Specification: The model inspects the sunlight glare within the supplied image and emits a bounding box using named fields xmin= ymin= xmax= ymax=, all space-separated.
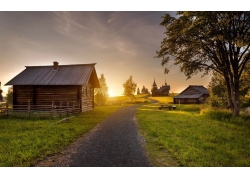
xmin=108 ymin=90 xmax=116 ymax=97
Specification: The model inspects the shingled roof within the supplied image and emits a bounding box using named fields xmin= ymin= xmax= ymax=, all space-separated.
xmin=5 ymin=62 xmax=100 ymax=88
xmin=174 ymin=85 xmax=208 ymax=99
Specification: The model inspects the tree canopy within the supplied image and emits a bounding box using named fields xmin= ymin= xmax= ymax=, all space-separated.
xmin=94 ymin=73 xmax=109 ymax=105
xmin=6 ymin=87 xmax=13 ymax=104
xmin=156 ymin=11 xmax=250 ymax=116
xmin=123 ymin=76 xmax=137 ymax=101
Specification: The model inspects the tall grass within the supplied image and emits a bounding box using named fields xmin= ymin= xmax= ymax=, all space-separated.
xmin=0 ymin=105 xmax=122 ymax=166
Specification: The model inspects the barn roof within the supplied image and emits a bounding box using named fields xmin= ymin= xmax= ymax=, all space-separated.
xmin=5 ymin=62 xmax=100 ymax=88
xmin=174 ymin=85 xmax=208 ymax=99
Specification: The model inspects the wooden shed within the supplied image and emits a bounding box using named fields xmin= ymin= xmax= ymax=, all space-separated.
xmin=5 ymin=62 xmax=100 ymax=112
xmin=174 ymin=85 xmax=209 ymax=104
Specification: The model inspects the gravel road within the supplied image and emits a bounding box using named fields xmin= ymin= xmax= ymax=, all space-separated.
xmin=36 ymin=105 xmax=151 ymax=167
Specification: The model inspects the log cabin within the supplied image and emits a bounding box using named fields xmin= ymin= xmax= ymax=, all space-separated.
xmin=5 ymin=62 xmax=100 ymax=112
xmin=174 ymin=85 xmax=209 ymax=104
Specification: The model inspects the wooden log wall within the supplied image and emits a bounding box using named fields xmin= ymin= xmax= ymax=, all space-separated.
xmin=14 ymin=85 xmax=78 ymax=105
xmin=14 ymin=85 xmax=33 ymax=105
xmin=81 ymin=86 xmax=94 ymax=112
xmin=13 ymin=85 xmax=95 ymax=112
xmin=36 ymin=85 xmax=78 ymax=105
xmin=174 ymin=98 xmax=198 ymax=104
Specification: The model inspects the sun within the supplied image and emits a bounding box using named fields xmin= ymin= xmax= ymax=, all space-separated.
xmin=108 ymin=90 xmax=116 ymax=97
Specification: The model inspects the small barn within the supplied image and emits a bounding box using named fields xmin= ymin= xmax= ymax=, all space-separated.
xmin=174 ymin=85 xmax=209 ymax=104
xmin=5 ymin=62 xmax=100 ymax=112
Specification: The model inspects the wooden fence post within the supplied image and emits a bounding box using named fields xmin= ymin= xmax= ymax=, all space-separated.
xmin=51 ymin=101 xmax=54 ymax=119
xmin=60 ymin=101 xmax=62 ymax=117
xmin=6 ymin=102 xmax=9 ymax=118
xmin=79 ymin=99 xmax=81 ymax=113
xmin=67 ymin=102 xmax=69 ymax=116
xmin=28 ymin=99 xmax=30 ymax=118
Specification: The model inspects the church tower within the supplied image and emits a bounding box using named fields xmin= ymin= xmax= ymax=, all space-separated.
xmin=152 ymin=78 xmax=158 ymax=90
xmin=151 ymin=78 xmax=158 ymax=97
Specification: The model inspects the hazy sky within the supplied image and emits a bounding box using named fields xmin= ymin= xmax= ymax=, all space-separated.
xmin=0 ymin=11 xmax=212 ymax=96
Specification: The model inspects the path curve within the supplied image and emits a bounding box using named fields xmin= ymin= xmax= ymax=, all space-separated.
xmin=36 ymin=105 xmax=151 ymax=167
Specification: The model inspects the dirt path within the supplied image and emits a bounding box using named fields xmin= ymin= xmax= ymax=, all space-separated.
xmin=35 ymin=105 xmax=151 ymax=167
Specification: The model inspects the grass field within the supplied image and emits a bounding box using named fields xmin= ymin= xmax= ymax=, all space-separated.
xmin=136 ymin=97 xmax=250 ymax=167
xmin=0 ymin=105 xmax=123 ymax=166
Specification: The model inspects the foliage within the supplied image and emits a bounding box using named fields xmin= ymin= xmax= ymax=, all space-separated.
xmin=122 ymin=76 xmax=137 ymax=101
xmin=156 ymin=12 xmax=250 ymax=117
xmin=137 ymin=103 xmax=250 ymax=166
xmin=95 ymin=73 xmax=109 ymax=105
xmin=0 ymin=105 xmax=122 ymax=166
xmin=208 ymin=62 xmax=250 ymax=108
xmin=6 ymin=87 xmax=13 ymax=104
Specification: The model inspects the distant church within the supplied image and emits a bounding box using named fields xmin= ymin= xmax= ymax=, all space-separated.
xmin=151 ymin=79 xmax=170 ymax=97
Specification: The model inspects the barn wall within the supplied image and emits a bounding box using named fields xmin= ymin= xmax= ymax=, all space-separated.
xmin=35 ymin=85 xmax=79 ymax=105
xmin=174 ymin=98 xmax=199 ymax=104
xmin=13 ymin=85 xmax=95 ymax=112
xmin=13 ymin=85 xmax=33 ymax=105
xmin=81 ymin=86 xmax=94 ymax=112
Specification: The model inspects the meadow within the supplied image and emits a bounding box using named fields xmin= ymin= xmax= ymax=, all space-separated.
xmin=0 ymin=105 xmax=123 ymax=166
xmin=136 ymin=97 xmax=250 ymax=166
xmin=1 ymin=94 xmax=250 ymax=167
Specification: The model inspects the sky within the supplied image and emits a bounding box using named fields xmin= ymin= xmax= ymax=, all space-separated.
xmin=0 ymin=11 xmax=213 ymax=97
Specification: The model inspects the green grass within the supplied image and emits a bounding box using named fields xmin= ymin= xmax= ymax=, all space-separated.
xmin=0 ymin=105 xmax=122 ymax=167
xmin=136 ymin=101 xmax=250 ymax=167
xmin=148 ymin=96 xmax=174 ymax=104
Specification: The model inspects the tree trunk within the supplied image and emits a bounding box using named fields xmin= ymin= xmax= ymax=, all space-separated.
xmin=224 ymin=74 xmax=240 ymax=117
xmin=232 ymin=77 xmax=240 ymax=117
xmin=224 ymin=75 xmax=234 ymax=111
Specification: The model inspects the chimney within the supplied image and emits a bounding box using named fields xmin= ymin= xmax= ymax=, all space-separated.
xmin=53 ymin=61 xmax=59 ymax=70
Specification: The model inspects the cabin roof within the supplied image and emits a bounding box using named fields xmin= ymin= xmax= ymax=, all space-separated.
xmin=174 ymin=85 xmax=208 ymax=99
xmin=5 ymin=63 xmax=100 ymax=87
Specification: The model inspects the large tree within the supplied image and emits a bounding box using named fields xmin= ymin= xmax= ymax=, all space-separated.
xmin=94 ymin=73 xmax=109 ymax=105
xmin=123 ymin=76 xmax=137 ymax=101
xmin=156 ymin=12 xmax=250 ymax=117
xmin=208 ymin=61 xmax=250 ymax=108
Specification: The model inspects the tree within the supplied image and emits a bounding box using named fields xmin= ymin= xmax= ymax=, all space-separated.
xmin=156 ymin=12 xmax=250 ymax=117
xmin=6 ymin=87 xmax=13 ymax=104
xmin=123 ymin=76 xmax=137 ymax=101
xmin=208 ymin=62 xmax=250 ymax=108
xmin=94 ymin=73 xmax=109 ymax=105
